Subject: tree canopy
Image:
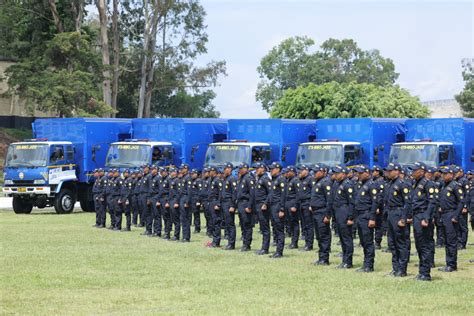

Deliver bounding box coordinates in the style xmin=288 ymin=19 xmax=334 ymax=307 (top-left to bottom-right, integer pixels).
xmin=455 ymin=59 xmax=474 ymax=118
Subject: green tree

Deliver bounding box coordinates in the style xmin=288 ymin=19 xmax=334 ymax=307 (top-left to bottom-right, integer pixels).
xmin=271 ymin=82 xmax=429 ymax=119
xmin=455 ymin=59 xmax=474 ymax=118
xmin=256 ymin=36 xmax=399 ymax=112
xmin=3 ymin=32 xmax=113 ymax=117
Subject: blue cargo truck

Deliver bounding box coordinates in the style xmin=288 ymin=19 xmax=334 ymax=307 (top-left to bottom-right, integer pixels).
xmin=296 ymin=118 xmax=406 ymax=168
xmin=389 ymin=118 xmax=474 ymax=170
xmin=2 ymin=118 xmax=131 ymax=214
xmin=204 ymin=119 xmax=316 ymax=168
xmin=105 ymin=118 xmax=227 ymax=170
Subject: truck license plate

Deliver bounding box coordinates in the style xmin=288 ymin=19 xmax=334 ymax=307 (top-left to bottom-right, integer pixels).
xmin=18 ymin=188 xmax=27 ymax=192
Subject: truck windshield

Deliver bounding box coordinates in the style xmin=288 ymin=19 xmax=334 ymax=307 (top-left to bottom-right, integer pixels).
xmin=5 ymin=144 xmax=48 ymax=167
xmin=296 ymin=144 xmax=343 ymax=167
xmin=106 ymin=144 xmax=150 ymax=168
xmin=205 ymin=144 xmax=251 ymax=167
xmin=389 ymin=144 xmax=438 ymax=167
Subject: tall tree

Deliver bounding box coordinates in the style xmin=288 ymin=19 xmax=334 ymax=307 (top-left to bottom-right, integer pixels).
xmin=96 ymin=0 xmax=112 ymax=110
xmin=455 ymin=58 xmax=474 ymax=118
xmin=111 ymin=0 xmax=120 ymax=114
xmin=257 ymin=36 xmax=399 ymax=112
xmin=271 ymin=82 xmax=429 ymax=119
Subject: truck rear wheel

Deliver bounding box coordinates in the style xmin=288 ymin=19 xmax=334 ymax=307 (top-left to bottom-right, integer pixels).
xmin=54 ymin=189 xmax=76 ymax=214
xmin=12 ymin=197 xmax=33 ymax=214
xmin=80 ymin=199 xmax=95 ymax=212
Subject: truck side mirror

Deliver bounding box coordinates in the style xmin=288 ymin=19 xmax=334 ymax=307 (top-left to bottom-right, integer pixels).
xmin=92 ymin=145 xmax=101 ymax=162
xmin=190 ymin=145 xmax=199 ymax=162
xmin=281 ymin=146 xmax=290 ymax=162
xmin=379 ymin=145 xmax=384 ymax=151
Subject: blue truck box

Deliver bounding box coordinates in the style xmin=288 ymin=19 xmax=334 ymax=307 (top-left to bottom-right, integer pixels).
xmin=389 ymin=118 xmax=474 ymax=170
xmin=106 ymin=118 xmax=227 ymax=170
xmin=296 ymin=118 xmax=406 ymax=168
xmin=204 ymin=119 xmax=316 ymax=168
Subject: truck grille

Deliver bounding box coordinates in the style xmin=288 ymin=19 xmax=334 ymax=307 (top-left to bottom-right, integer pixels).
xmin=12 ymin=180 xmax=35 ymax=185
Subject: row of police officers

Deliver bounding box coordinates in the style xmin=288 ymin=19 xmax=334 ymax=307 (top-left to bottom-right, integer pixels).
xmin=91 ymin=161 xmax=474 ymax=281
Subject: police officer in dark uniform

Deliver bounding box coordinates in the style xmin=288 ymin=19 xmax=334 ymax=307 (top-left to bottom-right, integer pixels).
xmin=235 ymin=163 xmax=255 ymax=252
xmin=254 ymin=162 xmax=271 ymax=255
xmin=105 ymin=169 xmax=116 ymax=229
xmin=178 ymin=164 xmax=192 ymax=242
xmin=438 ymin=166 xmax=464 ymax=272
xmin=310 ymin=165 xmax=333 ymax=265
xmin=285 ymin=166 xmax=300 ymax=249
xmin=168 ymin=167 xmax=180 ymax=241
xmin=383 ymin=162 xmax=411 ymax=277
xmin=148 ymin=165 xmax=162 ymax=237
xmin=372 ymin=165 xmax=386 ymax=249
xmin=111 ymin=169 xmax=123 ymax=231
xmin=208 ymin=167 xmax=222 ymax=247
xmin=132 ymin=171 xmax=142 ymax=226
xmin=332 ymin=166 xmax=355 ymax=269
xmin=297 ymin=165 xmax=313 ymax=252
xmin=92 ymin=169 xmax=103 ymax=228
xmin=454 ymin=166 xmax=470 ymax=250
xmin=268 ymin=162 xmax=286 ymax=258
xmin=200 ymin=168 xmax=213 ymax=237
xmin=190 ymin=169 xmax=202 ymax=234
xmin=140 ymin=165 xmax=152 ymax=235
xmin=410 ymin=162 xmax=437 ymax=281
xmin=159 ymin=167 xmax=171 ymax=239
xmin=118 ymin=169 xmax=134 ymax=231
xmin=353 ymin=165 xmax=378 ymax=272
xmin=220 ymin=163 xmax=237 ymax=250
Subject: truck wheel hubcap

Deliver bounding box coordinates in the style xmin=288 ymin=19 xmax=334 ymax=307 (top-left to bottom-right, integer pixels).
xmin=62 ymin=196 xmax=72 ymax=210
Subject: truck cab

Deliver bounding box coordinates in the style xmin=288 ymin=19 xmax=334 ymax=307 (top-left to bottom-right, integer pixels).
xmin=389 ymin=141 xmax=455 ymax=168
xmin=204 ymin=141 xmax=271 ymax=168
xmin=105 ymin=140 xmax=174 ymax=169
xmin=3 ymin=140 xmax=77 ymax=214
xmin=296 ymin=141 xmax=363 ymax=168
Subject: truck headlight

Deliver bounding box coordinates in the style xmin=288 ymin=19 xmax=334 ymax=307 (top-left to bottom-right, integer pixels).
xmin=4 ymin=180 xmax=13 ymax=185
xmin=34 ymin=179 xmax=46 ymax=184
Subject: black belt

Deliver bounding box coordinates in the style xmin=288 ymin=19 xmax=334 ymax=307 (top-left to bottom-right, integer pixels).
xmin=413 ymin=208 xmax=427 ymax=215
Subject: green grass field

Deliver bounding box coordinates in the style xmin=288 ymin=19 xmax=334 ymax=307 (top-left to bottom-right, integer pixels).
xmin=1 ymin=208 xmax=473 ymax=315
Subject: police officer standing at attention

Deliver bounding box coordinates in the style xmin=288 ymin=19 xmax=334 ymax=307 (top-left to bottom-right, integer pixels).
xmin=310 ymin=165 xmax=333 ymax=265
xmin=221 ymin=163 xmax=237 ymax=250
xmin=92 ymin=169 xmax=103 ymax=228
xmin=169 ymin=167 xmax=181 ymax=241
xmin=285 ymin=166 xmax=300 ymax=249
xmin=191 ymin=169 xmax=202 ymax=234
xmin=297 ymin=165 xmax=313 ymax=252
xmin=332 ymin=166 xmax=355 ymax=269
xmin=140 ymin=165 xmax=152 ymax=235
xmin=353 ymin=165 xmax=378 ymax=272
xmin=254 ymin=162 xmax=271 ymax=255
xmin=235 ymin=163 xmax=255 ymax=252
xmin=178 ymin=164 xmax=192 ymax=242
xmin=111 ymin=169 xmax=123 ymax=231
xmin=410 ymin=162 xmax=437 ymax=281
xmin=132 ymin=171 xmax=143 ymax=227
xmin=118 ymin=169 xmax=134 ymax=232
xmin=200 ymin=168 xmax=213 ymax=237
xmin=159 ymin=167 xmax=171 ymax=240
xmin=105 ymin=169 xmax=116 ymax=229
xmin=438 ymin=167 xmax=465 ymax=272
xmin=383 ymin=162 xmax=411 ymax=277
xmin=148 ymin=165 xmax=162 ymax=237
xmin=208 ymin=167 xmax=222 ymax=247
xmin=268 ymin=162 xmax=286 ymax=258
xmin=372 ymin=165 xmax=386 ymax=249
xmin=454 ymin=166 xmax=470 ymax=250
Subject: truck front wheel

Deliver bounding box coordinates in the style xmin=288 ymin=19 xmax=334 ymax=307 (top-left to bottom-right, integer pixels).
xmin=54 ymin=189 xmax=76 ymax=214
xmin=12 ymin=197 xmax=33 ymax=214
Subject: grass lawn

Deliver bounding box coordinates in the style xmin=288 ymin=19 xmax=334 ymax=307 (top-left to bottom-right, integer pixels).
xmin=1 ymin=208 xmax=473 ymax=315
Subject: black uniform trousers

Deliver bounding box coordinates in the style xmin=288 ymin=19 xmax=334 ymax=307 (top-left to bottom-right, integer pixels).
xmin=301 ymin=202 xmax=313 ymax=248
xmin=335 ymin=206 xmax=354 ymax=266
xmin=256 ymin=202 xmax=271 ymax=251
xmin=222 ymin=201 xmax=236 ymax=247
xmin=106 ymin=195 xmax=117 ymax=228
xmin=287 ymin=203 xmax=300 ymax=246
xmin=131 ymin=194 xmax=139 ymax=225
xmin=172 ymin=203 xmax=181 ymax=239
xmin=413 ymin=210 xmax=434 ymax=277
xmin=356 ymin=211 xmax=375 ymax=269
xmin=179 ymin=197 xmax=191 ymax=241
xmin=313 ymin=209 xmax=331 ymax=263
xmin=270 ymin=204 xmax=285 ymax=255
xmin=161 ymin=199 xmax=172 ymax=238
xmin=440 ymin=210 xmax=458 ymax=269
xmin=238 ymin=201 xmax=253 ymax=248
xmin=386 ymin=208 xmax=409 ymax=274
xmin=210 ymin=202 xmax=222 ymax=246
xmin=150 ymin=197 xmax=162 ymax=235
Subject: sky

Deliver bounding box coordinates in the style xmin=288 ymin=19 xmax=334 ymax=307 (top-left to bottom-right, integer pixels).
xmin=196 ymin=0 xmax=473 ymax=118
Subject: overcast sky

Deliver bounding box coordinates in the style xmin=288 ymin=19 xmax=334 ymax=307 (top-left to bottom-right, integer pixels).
xmin=197 ymin=0 xmax=473 ymax=118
